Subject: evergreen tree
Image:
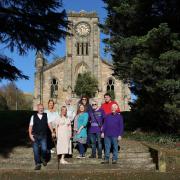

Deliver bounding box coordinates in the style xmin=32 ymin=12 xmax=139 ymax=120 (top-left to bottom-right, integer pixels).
xmin=102 ymin=0 xmax=180 ymax=133
xmin=0 ymin=0 xmax=68 ymax=80
xmin=74 ymin=72 xmax=98 ymax=98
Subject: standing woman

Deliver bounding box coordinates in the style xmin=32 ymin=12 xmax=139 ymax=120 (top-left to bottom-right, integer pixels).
xmin=55 ymin=106 xmax=72 ymax=164
xmin=79 ymin=96 xmax=92 ymax=113
xmin=79 ymin=96 xmax=92 ymax=146
xmin=73 ymin=104 xmax=88 ymax=158
xmin=44 ymin=100 xmax=59 ymax=154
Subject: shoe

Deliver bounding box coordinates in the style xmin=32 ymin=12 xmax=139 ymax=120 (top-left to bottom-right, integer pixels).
xmin=98 ymin=155 xmax=102 ymax=159
xmin=51 ymin=149 xmax=55 ymax=154
xmin=112 ymin=160 xmax=117 ymax=164
xmin=77 ymin=155 xmax=85 ymax=159
xmin=34 ymin=164 xmax=41 ymax=170
xmin=101 ymin=160 xmax=109 ymax=164
xmin=89 ymin=155 xmax=96 ymax=158
xmin=41 ymin=159 xmax=47 ymax=166
xmin=60 ymin=159 xmax=69 ymax=164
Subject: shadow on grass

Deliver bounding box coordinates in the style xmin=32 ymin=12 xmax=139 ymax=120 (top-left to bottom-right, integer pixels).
xmin=0 ymin=110 xmax=34 ymax=158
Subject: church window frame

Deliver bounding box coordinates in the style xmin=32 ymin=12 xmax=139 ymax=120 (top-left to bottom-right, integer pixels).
xmin=106 ymin=78 xmax=115 ymax=92
xmin=77 ymin=42 xmax=80 ymax=55
xmin=76 ymin=42 xmax=89 ymax=56
xmin=50 ymin=78 xmax=58 ymax=99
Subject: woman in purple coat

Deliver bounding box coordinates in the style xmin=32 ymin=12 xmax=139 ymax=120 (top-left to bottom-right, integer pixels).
xmin=101 ymin=104 xmax=124 ymax=164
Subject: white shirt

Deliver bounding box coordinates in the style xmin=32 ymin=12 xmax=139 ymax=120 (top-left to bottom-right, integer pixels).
xmin=44 ymin=110 xmax=59 ymax=123
xmin=29 ymin=113 xmax=43 ymax=126
xmin=66 ymin=105 xmax=76 ymax=122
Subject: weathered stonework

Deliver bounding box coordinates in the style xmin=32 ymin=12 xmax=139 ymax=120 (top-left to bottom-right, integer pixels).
xmin=33 ymin=11 xmax=130 ymax=111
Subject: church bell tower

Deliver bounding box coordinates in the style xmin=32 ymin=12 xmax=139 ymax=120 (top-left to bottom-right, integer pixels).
xmin=63 ymin=11 xmax=102 ymax=93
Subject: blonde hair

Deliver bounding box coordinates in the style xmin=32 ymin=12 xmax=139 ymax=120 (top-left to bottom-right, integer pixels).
xmin=60 ymin=106 xmax=67 ymax=117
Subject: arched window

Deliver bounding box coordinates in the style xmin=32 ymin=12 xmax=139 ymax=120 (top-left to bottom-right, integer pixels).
xmin=107 ymin=78 xmax=115 ymax=92
xmin=76 ymin=42 xmax=89 ymax=56
xmin=50 ymin=78 xmax=58 ymax=98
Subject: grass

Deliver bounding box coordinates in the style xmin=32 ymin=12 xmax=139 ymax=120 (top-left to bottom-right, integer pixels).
xmin=124 ymin=131 xmax=180 ymax=149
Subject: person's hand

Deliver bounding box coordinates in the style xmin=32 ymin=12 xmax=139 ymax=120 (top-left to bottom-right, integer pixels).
xmin=118 ymin=136 xmax=122 ymax=141
xmin=77 ymin=129 xmax=81 ymax=134
xmin=101 ymin=133 xmax=104 ymax=138
xmin=30 ymin=134 xmax=35 ymax=142
xmin=52 ymin=132 xmax=56 ymax=138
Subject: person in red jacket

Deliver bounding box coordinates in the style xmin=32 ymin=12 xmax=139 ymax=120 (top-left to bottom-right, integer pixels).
xmin=101 ymin=93 xmax=120 ymax=115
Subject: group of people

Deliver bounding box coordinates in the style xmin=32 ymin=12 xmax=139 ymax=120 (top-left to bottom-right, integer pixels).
xmin=28 ymin=93 xmax=124 ymax=170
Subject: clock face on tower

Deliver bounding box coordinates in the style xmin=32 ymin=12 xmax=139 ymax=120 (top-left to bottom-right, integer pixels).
xmin=75 ymin=22 xmax=91 ymax=36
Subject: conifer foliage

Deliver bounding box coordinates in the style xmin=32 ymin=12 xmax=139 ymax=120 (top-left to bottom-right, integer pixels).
xmin=102 ymin=0 xmax=180 ymax=133
xmin=0 ymin=0 xmax=68 ymax=80
xmin=74 ymin=72 xmax=99 ymax=98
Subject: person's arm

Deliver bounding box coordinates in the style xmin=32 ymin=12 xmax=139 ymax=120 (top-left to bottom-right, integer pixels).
xmin=118 ymin=114 xmax=124 ymax=140
xmin=114 ymin=101 xmax=121 ymax=113
xmin=101 ymin=116 xmax=107 ymax=138
xmin=77 ymin=113 xmax=88 ymax=134
xmin=29 ymin=125 xmax=35 ymax=142
xmin=29 ymin=116 xmax=35 ymax=142
xmin=48 ymin=123 xmax=56 ymax=137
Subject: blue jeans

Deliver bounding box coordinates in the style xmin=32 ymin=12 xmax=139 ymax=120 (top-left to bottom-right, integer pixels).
xmin=90 ymin=133 xmax=102 ymax=157
xmin=104 ymin=136 xmax=118 ymax=161
xmin=32 ymin=135 xmax=47 ymax=165
xmin=78 ymin=142 xmax=85 ymax=156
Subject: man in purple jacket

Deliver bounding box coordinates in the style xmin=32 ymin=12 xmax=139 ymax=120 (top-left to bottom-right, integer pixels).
xmin=101 ymin=104 xmax=124 ymax=164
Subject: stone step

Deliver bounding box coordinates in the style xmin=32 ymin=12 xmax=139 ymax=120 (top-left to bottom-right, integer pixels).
xmin=0 ymin=156 xmax=153 ymax=163
xmin=0 ymin=162 xmax=156 ymax=171
xmin=0 ymin=140 xmax=156 ymax=172
xmin=0 ymin=153 xmax=150 ymax=162
xmin=0 ymin=154 xmax=152 ymax=163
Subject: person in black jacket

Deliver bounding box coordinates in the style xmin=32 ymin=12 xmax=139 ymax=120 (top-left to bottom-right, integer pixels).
xmin=29 ymin=104 xmax=54 ymax=170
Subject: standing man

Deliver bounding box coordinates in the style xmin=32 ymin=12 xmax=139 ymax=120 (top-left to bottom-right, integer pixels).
xmin=101 ymin=93 xmax=120 ymax=115
xmin=65 ymin=98 xmax=76 ymax=123
xmin=101 ymin=104 xmax=124 ymax=164
xmin=29 ymin=104 xmax=54 ymax=170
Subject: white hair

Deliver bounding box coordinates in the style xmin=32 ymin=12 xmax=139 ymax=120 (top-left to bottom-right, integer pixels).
xmin=111 ymin=103 xmax=118 ymax=110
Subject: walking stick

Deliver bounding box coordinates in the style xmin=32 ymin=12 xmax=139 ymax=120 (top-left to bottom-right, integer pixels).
xmin=52 ymin=129 xmax=60 ymax=170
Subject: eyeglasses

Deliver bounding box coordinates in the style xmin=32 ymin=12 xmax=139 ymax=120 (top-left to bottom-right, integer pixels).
xmin=92 ymin=104 xmax=97 ymax=106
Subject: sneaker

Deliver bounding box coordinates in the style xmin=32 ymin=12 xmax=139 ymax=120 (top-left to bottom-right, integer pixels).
xmin=51 ymin=149 xmax=55 ymax=154
xmin=112 ymin=160 xmax=117 ymax=164
xmin=34 ymin=164 xmax=41 ymax=170
xmin=89 ymin=155 xmax=96 ymax=158
xmin=101 ymin=160 xmax=109 ymax=164
xmin=60 ymin=159 xmax=69 ymax=164
xmin=77 ymin=155 xmax=85 ymax=159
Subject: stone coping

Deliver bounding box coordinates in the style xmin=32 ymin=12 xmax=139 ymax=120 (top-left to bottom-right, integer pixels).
xmin=141 ymin=142 xmax=180 ymax=156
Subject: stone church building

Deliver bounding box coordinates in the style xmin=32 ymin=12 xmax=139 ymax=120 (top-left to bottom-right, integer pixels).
xmin=33 ymin=11 xmax=130 ymax=111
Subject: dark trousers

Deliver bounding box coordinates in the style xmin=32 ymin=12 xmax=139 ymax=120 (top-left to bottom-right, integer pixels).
xmin=33 ymin=135 xmax=47 ymax=165
xmin=78 ymin=142 xmax=85 ymax=155
xmin=90 ymin=133 xmax=102 ymax=157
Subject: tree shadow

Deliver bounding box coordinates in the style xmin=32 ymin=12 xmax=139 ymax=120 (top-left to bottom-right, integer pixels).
xmin=0 ymin=110 xmax=34 ymax=158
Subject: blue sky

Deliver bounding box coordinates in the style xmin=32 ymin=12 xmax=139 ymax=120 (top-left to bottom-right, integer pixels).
xmin=0 ymin=0 xmax=111 ymax=93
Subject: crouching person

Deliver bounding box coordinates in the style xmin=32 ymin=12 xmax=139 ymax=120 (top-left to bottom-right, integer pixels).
xmin=101 ymin=104 xmax=124 ymax=164
xmin=29 ymin=104 xmax=54 ymax=170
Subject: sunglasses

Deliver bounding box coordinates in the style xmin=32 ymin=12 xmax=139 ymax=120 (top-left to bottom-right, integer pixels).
xmin=92 ymin=104 xmax=97 ymax=106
